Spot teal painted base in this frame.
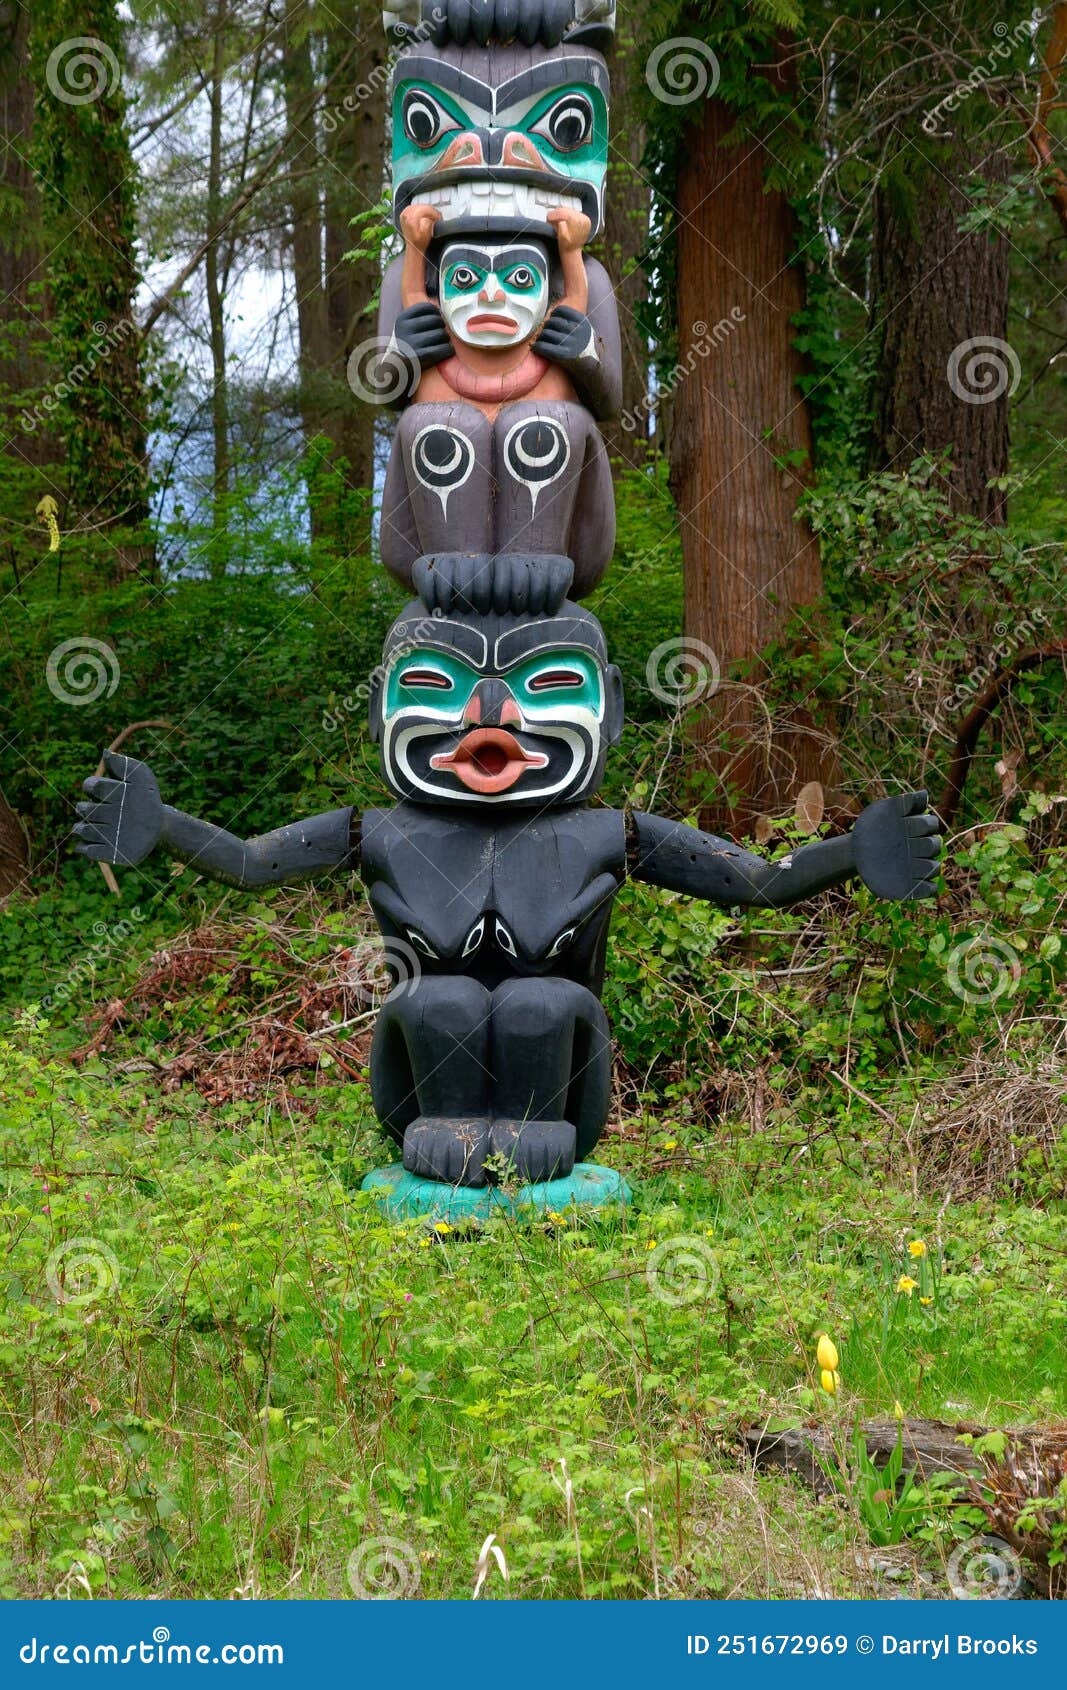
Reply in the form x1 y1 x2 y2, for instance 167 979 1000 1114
362 1162 632 1225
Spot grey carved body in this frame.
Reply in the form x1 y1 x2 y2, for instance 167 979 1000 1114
73 749 939 1186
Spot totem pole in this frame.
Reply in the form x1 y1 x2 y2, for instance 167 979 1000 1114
74 0 941 1208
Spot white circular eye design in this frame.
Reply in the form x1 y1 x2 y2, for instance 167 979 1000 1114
502 416 570 513
531 94 594 153
461 917 485 958
506 267 536 288
402 88 460 149
410 424 476 515
447 266 481 290
547 926 576 959
494 918 517 957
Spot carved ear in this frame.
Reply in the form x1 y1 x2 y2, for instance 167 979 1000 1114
368 667 384 742
605 663 624 745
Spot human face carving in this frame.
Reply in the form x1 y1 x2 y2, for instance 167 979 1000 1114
439 242 549 348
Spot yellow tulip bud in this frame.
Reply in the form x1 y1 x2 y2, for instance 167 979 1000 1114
893 1399 904 1421
820 1368 837 1394
816 1334 839 1371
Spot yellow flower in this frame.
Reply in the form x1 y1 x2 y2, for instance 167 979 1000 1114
893 1399 904 1421
919 1295 933 1306
433 1221 453 1236
816 1333 839 1371
646 1239 657 1251
663 1140 678 1151
897 1274 918 1296
908 1239 927 1258
418 1237 432 1249
820 1368 839 1394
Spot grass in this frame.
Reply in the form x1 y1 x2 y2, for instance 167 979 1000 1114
2 999 1064 1600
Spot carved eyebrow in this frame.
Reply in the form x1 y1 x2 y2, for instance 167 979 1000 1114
444 245 546 273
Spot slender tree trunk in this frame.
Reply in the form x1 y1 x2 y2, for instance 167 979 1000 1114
600 21 650 471
29 0 150 578
869 137 1011 523
205 12 230 550
670 50 835 831
0 2 57 474
0 783 29 898
283 1 382 546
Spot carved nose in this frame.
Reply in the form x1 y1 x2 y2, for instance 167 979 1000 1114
464 681 520 728
437 132 485 170
500 132 548 171
480 278 504 303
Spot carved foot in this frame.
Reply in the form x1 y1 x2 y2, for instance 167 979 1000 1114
402 1116 490 1187
488 1120 576 1185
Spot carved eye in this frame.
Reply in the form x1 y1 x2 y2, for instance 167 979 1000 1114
446 265 482 291
528 668 584 692
461 917 485 958
399 667 453 690
406 928 439 959
503 265 537 289
494 918 517 957
530 94 594 153
402 88 460 149
547 925 576 958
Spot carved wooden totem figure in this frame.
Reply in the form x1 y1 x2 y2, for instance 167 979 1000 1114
74 0 942 1191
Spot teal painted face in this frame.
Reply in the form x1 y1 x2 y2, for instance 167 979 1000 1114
374 609 622 808
439 242 549 347
390 47 610 238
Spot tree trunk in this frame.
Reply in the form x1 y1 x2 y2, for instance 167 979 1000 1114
600 22 650 471
205 11 230 552
670 52 835 832
0 2 57 473
29 0 150 577
282 1 383 546
869 137 1010 523
0 784 29 898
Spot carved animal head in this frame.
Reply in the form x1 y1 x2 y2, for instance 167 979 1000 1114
390 42 610 239
370 599 623 807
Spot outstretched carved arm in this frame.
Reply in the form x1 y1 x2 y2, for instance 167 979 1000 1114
74 753 358 889
628 792 941 908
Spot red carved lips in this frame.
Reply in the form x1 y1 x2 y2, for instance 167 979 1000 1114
430 727 548 794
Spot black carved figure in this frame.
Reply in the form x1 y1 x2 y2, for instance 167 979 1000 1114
73 601 942 1189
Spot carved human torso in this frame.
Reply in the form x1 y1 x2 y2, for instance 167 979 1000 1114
360 802 626 991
